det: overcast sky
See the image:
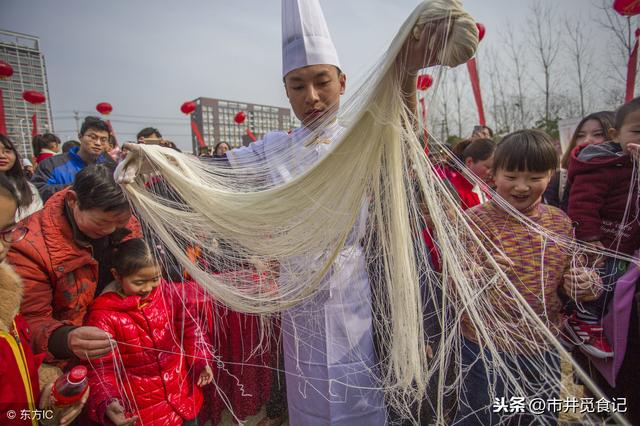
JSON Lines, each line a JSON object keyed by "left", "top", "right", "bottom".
{"left": 1, "top": 0, "right": 608, "bottom": 151}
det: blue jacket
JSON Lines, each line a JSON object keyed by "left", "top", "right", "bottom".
{"left": 31, "top": 146, "right": 114, "bottom": 202}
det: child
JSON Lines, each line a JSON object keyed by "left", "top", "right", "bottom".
{"left": 453, "top": 129, "right": 599, "bottom": 425}
{"left": 438, "top": 138, "right": 495, "bottom": 210}
{"left": 565, "top": 98, "right": 640, "bottom": 359}
{"left": 31, "top": 133, "right": 61, "bottom": 165}
{"left": 84, "top": 238, "right": 213, "bottom": 426}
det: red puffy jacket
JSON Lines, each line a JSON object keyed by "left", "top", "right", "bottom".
{"left": 0, "top": 263, "right": 43, "bottom": 426}
{"left": 84, "top": 281, "right": 208, "bottom": 426}
{"left": 437, "top": 164, "right": 488, "bottom": 210}
{"left": 567, "top": 141, "right": 640, "bottom": 255}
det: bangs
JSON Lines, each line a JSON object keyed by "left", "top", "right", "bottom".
{"left": 492, "top": 130, "right": 558, "bottom": 173}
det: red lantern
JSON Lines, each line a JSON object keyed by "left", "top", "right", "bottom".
{"left": 476, "top": 23, "right": 486, "bottom": 42}
{"left": 417, "top": 74, "right": 433, "bottom": 91}
{"left": 96, "top": 102, "right": 113, "bottom": 115}
{"left": 234, "top": 111, "right": 246, "bottom": 124}
{"left": 22, "top": 90, "right": 45, "bottom": 104}
{"left": 180, "top": 101, "right": 196, "bottom": 115}
{"left": 0, "top": 61, "right": 13, "bottom": 80}
{"left": 614, "top": 0, "right": 640, "bottom": 16}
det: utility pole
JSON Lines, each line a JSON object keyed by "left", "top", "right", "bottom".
{"left": 73, "top": 110, "right": 80, "bottom": 134}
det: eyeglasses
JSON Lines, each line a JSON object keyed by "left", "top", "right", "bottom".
{"left": 84, "top": 133, "right": 109, "bottom": 144}
{"left": 1, "top": 225, "right": 28, "bottom": 243}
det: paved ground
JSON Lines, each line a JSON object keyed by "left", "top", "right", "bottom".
{"left": 210, "top": 359, "right": 610, "bottom": 425}
{"left": 215, "top": 407, "right": 289, "bottom": 425}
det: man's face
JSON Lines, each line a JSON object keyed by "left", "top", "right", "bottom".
{"left": 79, "top": 128, "right": 109, "bottom": 158}
{"left": 138, "top": 132, "right": 162, "bottom": 145}
{"left": 472, "top": 127, "right": 491, "bottom": 141}
{"left": 284, "top": 64, "right": 346, "bottom": 129}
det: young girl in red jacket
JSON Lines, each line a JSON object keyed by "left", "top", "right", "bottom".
{"left": 565, "top": 97, "right": 640, "bottom": 359}
{"left": 84, "top": 238, "right": 213, "bottom": 426}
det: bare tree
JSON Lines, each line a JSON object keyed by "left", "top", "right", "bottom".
{"left": 528, "top": 1, "right": 562, "bottom": 127}
{"left": 503, "top": 23, "right": 529, "bottom": 128}
{"left": 565, "top": 17, "right": 594, "bottom": 116}
{"left": 594, "top": 0, "right": 639, "bottom": 103}
{"left": 440, "top": 79, "right": 450, "bottom": 141}
{"left": 426, "top": 76, "right": 451, "bottom": 143}
{"left": 451, "top": 68, "right": 464, "bottom": 137}
{"left": 484, "top": 48, "right": 518, "bottom": 134}
{"left": 595, "top": 0, "right": 637, "bottom": 81}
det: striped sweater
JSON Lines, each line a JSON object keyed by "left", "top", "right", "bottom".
{"left": 459, "top": 200, "right": 574, "bottom": 352}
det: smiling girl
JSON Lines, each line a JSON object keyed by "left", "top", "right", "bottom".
{"left": 84, "top": 238, "right": 212, "bottom": 426}
{"left": 454, "top": 129, "right": 600, "bottom": 425}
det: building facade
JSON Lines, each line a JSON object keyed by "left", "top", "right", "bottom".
{"left": 0, "top": 29, "right": 53, "bottom": 158}
{"left": 191, "top": 97, "right": 297, "bottom": 154}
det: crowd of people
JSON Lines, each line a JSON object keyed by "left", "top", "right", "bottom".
{"left": 1, "top": 104, "right": 639, "bottom": 425}
{"left": 1, "top": 0, "right": 640, "bottom": 425}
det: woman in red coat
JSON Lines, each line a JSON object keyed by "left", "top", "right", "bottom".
{"left": 84, "top": 238, "right": 213, "bottom": 426}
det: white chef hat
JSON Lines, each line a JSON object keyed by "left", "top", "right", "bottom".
{"left": 281, "top": 0, "right": 340, "bottom": 77}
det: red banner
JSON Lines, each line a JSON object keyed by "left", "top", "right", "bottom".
{"left": 0, "top": 89, "right": 6, "bottom": 135}
{"left": 191, "top": 118, "right": 206, "bottom": 148}
{"left": 466, "top": 57, "right": 486, "bottom": 126}
{"left": 626, "top": 31, "right": 639, "bottom": 102}
{"left": 245, "top": 127, "right": 257, "bottom": 142}
{"left": 31, "top": 113, "right": 37, "bottom": 137}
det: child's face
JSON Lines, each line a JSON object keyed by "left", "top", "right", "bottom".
{"left": 493, "top": 168, "right": 551, "bottom": 211}
{"left": 611, "top": 108, "right": 640, "bottom": 153}
{"left": 48, "top": 141, "right": 61, "bottom": 153}
{"left": 118, "top": 265, "right": 162, "bottom": 299}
